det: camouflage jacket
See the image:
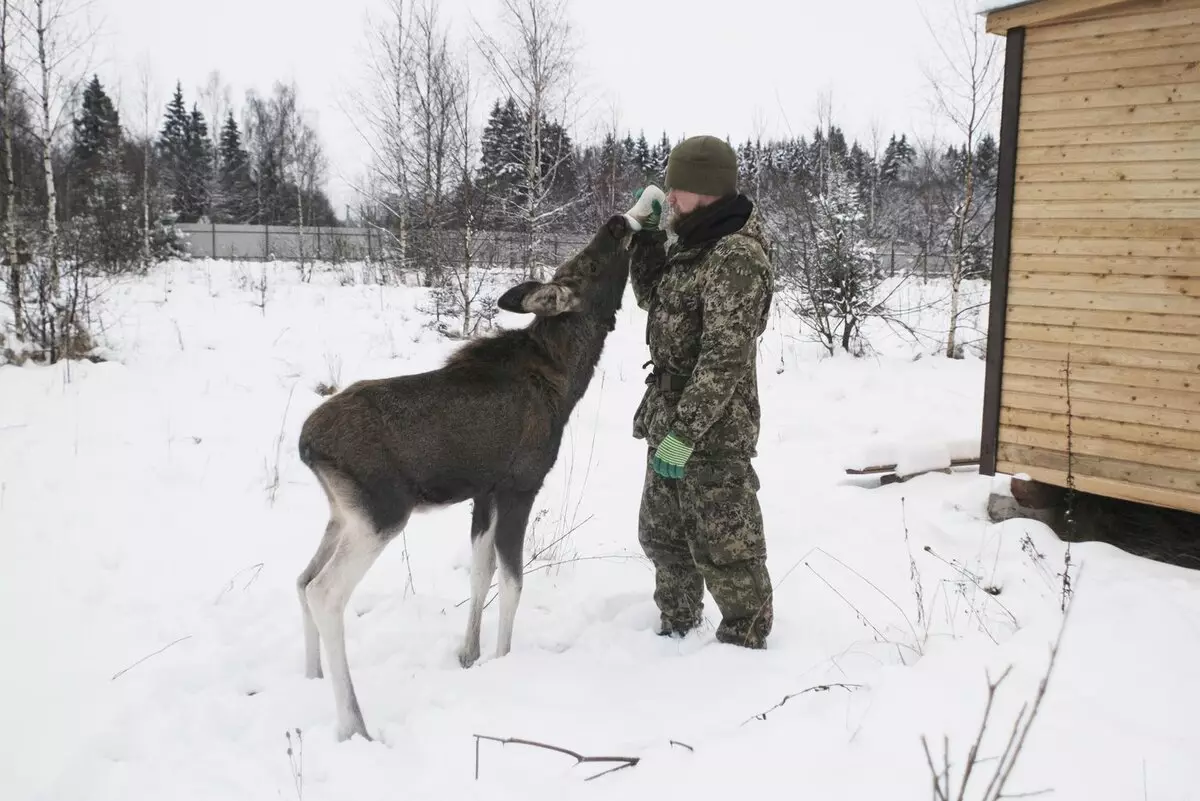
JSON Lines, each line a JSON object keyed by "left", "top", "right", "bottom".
{"left": 630, "top": 193, "right": 773, "bottom": 459}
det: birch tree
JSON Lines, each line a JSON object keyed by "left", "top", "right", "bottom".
{"left": 347, "top": 0, "right": 414, "bottom": 277}
{"left": 923, "top": 0, "right": 1002, "bottom": 358}
{"left": 474, "top": 0, "right": 581, "bottom": 279}
{"left": 406, "top": 0, "right": 455, "bottom": 225}
{"left": 17, "top": 0, "right": 95, "bottom": 358}
{"left": 432, "top": 55, "right": 498, "bottom": 338}
{"left": 2, "top": 0, "right": 19, "bottom": 335}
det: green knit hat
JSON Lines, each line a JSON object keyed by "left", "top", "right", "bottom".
{"left": 665, "top": 135, "right": 738, "bottom": 196}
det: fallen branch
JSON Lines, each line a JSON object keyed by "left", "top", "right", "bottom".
{"left": 111, "top": 635, "right": 192, "bottom": 681}
{"left": 845, "top": 457, "right": 979, "bottom": 476}
{"left": 473, "top": 734, "right": 640, "bottom": 781}
{"left": 742, "top": 683, "right": 864, "bottom": 726}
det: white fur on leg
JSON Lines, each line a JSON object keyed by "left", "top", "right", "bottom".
{"left": 305, "top": 513, "right": 385, "bottom": 742}
{"left": 298, "top": 519, "right": 342, "bottom": 680}
{"left": 495, "top": 561, "right": 522, "bottom": 659}
{"left": 459, "top": 505, "right": 497, "bottom": 668}
{"left": 301, "top": 588, "right": 322, "bottom": 679}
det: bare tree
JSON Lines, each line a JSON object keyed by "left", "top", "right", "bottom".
{"left": 198, "top": 68, "right": 231, "bottom": 221}
{"left": 345, "top": 0, "right": 414, "bottom": 277}
{"left": 406, "top": 0, "right": 455, "bottom": 225}
{"left": 922, "top": 0, "right": 1002, "bottom": 358}
{"left": 430, "top": 53, "right": 499, "bottom": 338}
{"left": 290, "top": 101, "right": 328, "bottom": 279}
{"left": 15, "top": 0, "right": 96, "bottom": 359}
{"left": 473, "top": 0, "right": 581, "bottom": 279}
{"left": 136, "top": 54, "right": 154, "bottom": 267}
{"left": 2, "top": 0, "right": 20, "bottom": 336}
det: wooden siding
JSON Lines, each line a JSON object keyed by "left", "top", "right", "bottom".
{"left": 996, "top": 0, "right": 1200, "bottom": 514}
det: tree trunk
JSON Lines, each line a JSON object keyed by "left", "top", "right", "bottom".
{"left": 460, "top": 216, "right": 473, "bottom": 338}
{"left": 2, "top": 0, "right": 19, "bottom": 337}
{"left": 142, "top": 142, "right": 151, "bottom": 266}
{"left": 947, "top": 147, "right": 976, "bottom": 360}
{"left": 37, "top": 0, "right": 58, "bottom": 292}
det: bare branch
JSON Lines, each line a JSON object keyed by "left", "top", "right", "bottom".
{"left": 473, "top": 734, "right": 640, "bottom": 782}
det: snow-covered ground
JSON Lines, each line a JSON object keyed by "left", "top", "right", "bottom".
{"left": 2, "top": 258, "right": 1197, "bottom": 801}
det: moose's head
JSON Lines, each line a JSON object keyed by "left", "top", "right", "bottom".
{"left": 497, "top": 215, "right": 633, "bottom": 320}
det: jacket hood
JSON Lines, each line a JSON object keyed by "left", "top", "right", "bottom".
{"left": 734, "top": 204, "right": 770, "bottom": 256}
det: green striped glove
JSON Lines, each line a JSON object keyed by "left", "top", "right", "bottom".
{"left": 627, "top": 186, "right": 663, "bottom": 231}
{"left": 652, "top": 432, "right": 694, "bottom": 479}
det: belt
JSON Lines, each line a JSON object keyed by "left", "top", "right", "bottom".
{"left": 643, "top": 360, "right": 690, "bottom": 392}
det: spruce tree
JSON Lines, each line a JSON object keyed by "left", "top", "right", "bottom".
{"left": 157, "top": 82, "right": 191, "bottom": 219}
{"left": 71, "top": 75, "right": 121, "bottom": 175}
{"left": 69, "top": 74, "right": 140, "bottom": 270}
{"left": 183, "top": 104, "right": 214, "bottom": 220}
{"left": 217, "top": 112, "right": 251, "bottom": 222}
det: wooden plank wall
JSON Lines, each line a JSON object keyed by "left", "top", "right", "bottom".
{"left": 997, "top": 0, "right": 1200, "bottom": 514}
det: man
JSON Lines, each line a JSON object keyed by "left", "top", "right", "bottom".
{"left": 623, "top": 134, "right": 774, "bottom": 649}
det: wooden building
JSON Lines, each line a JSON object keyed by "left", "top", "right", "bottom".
{"left": 979, "top": 0, "right": 1200, "bottom": 515}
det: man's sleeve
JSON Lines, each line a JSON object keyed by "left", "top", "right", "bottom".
{"left": 628, "top": 229, "right": 668, "bottom": 311}
{"left": 668, "top": 242, "right": 769, "bottom": 447}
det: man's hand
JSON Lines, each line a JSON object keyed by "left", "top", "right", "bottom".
{"left": 652, "top": 432, "right": 694, "bottom": 479}
{"left": 625, "top": 185, "right": 664, "bottom": 231}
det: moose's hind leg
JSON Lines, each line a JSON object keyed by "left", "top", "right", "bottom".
{"left": 298, "top": 518, "right": 342, "bottom": 679}
{"left": 303, "top": 470, "right": 402, "bottom": 742}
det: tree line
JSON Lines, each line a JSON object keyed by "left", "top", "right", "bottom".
{"left": 350, "top": 0, "right": 999, "bottom": 354}
{"left": 1, "top": 0, "right": 1000, "bottom": 361}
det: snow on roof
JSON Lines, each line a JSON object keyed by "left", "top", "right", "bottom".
{"left": 976, "top": 0, "right": 1039, "bottom": 12}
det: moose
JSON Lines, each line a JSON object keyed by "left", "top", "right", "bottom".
{"left": 294, "top": 212, "right": 639, "bottom": 741}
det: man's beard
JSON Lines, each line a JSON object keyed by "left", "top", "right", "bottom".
{"left": 663, "top": 202, "right": 691, "bottom": 244}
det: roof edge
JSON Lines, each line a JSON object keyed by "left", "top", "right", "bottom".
{"left": 982, "top": 0, "right": 1134, "bottom": 33}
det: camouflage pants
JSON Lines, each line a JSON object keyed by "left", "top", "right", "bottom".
{"left": 637, "top": 450, "right": 773, "bottom": 648}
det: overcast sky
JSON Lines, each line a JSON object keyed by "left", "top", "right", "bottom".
{"left": 87, "top": 0, "right": 1002, "bottom": 215}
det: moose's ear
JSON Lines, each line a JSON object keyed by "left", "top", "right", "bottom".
{"left": 498, "top": 280, "right": 580, "bottom": 316}
{"left": 522, "top": 282, "right": 580, "bottom": 316}
{"left": 498, "top": 280, "right": 541, "bottom": 313}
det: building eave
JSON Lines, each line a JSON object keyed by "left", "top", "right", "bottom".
{"left": 982, "top": 0, "right": 1135, "bottom": 34}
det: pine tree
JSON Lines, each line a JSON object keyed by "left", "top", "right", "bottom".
{"left": 71, "top": 75, "right": 120, "bottom": 175}
{"left": 68, "top": 74, "right": 141, "bottom": 271}
{"left": 655, "top": 131, "right": 671, "bottom": 179}
{"left": 479, "top": 98, "right": 523, "bottom": 192}
{"left": 799, "top": 163, "right": 880, "bottom": 355}
{"left": 633, "top": 132, "right": 651, "bottom": 179}
{"left": 182, "top": 104, "right": 214, "bottom": 220}
{"left": 880, "top": 133, "right": 915, "bottom": 184}
{"left": 216, "top": 111, "right": 252, "bottom": 222}
{"left": 156, "top": 82, "right": 191, "bottom": 219}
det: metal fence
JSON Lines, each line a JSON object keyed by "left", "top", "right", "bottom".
{"left": 174, "top": 222, "right": 594, "bottom": 266}
{"left": 175, "top": 223, "right": 382, "bottom": 262}
{"left": 173, "top": 221, "right": 976, "bottom": 280}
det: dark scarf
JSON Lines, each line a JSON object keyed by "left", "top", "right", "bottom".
{"left": 671, "top": 192, "right": 754, "bottom": 251}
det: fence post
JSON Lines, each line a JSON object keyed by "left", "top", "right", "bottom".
{"left": 264, "top": 223, "right": 270, "bottom": 261}
{"left": 211, "top": 221, "right": 217, "bottom": 259}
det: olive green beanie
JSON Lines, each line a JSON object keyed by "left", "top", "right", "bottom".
{"left": 665, "top": 135, "right": 738, "bottom": 197}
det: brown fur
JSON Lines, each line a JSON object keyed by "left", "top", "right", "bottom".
{"left": 293, "top": 214, "right": 635, "bottom": 740}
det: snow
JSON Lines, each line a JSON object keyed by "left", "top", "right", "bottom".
{"left": 977, "top": 0, "right": 1036, "bottom": 13}
{"left": 3, "top": 258, "right": 1199, "bottom": 801}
